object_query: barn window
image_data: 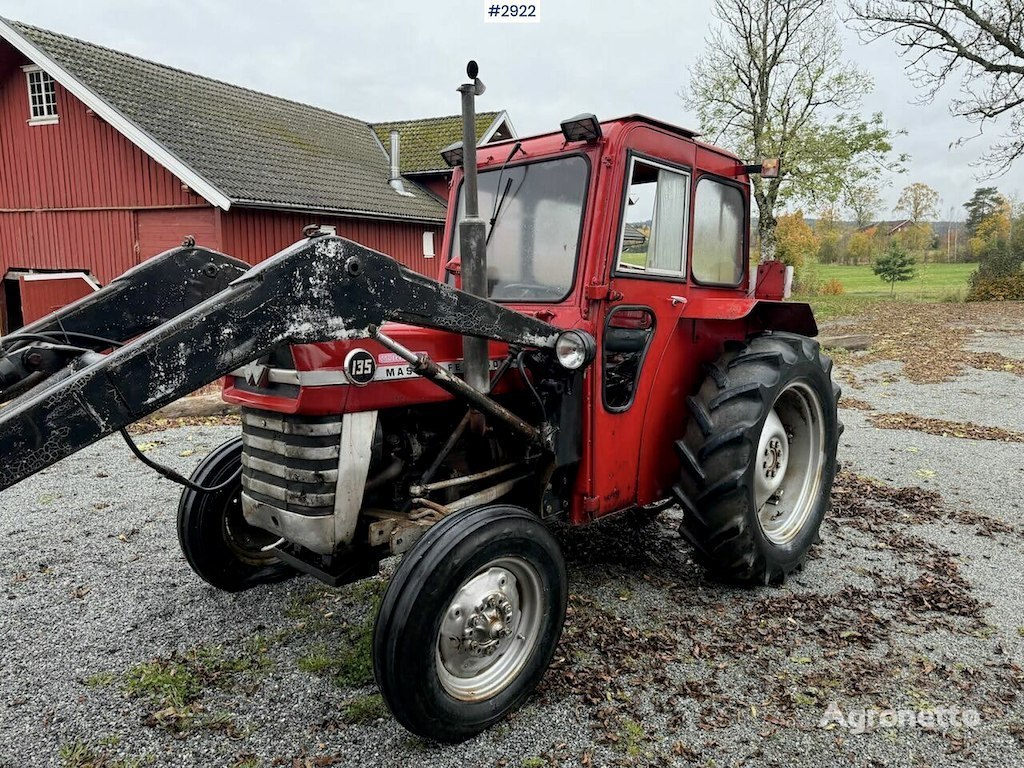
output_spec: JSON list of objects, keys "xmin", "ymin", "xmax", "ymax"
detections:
[{"xmin": 23, "ymin": 66, "xmax": 59, "ymax": 125}]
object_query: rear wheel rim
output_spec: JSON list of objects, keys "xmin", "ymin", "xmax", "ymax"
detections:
[
  {"xmin": 754, "ymin": 380, "xmax": 826, "ymax": 546},
  {"xmin": 436, "ymin": 556, "xmax": 545, "ymax": 702}
]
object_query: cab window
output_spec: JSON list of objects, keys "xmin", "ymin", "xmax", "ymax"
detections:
[
  {"xmin": 692, "ymin": 178, "xmax": 744, "ymax": 285},
  {"xmin": 616, "ymin": 158, "xmax": 690, "ymax": 278},
  {"xmin": 449, "ymin": 155, "xmax": 589, "ymax": 302}
]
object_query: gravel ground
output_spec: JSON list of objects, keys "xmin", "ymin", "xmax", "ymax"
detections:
[{"xmin": 2, "ymin": 309, "xmax": 1023, "ymax": 768}]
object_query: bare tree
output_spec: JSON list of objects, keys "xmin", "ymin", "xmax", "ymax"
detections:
[
  {"xmin": 843, "ymin": 179, "xmax": 885, "ymax": 227},
  {"xmin": 849, "ymin": 0, "xmax": 1024, "ymax": 171},
  {"xmin": 688, "ymin": 0, "xmax": 897, "ymax": 260}
]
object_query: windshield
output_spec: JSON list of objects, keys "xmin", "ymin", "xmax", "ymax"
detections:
[{"xmin": 450, "ymin": 155, "xmax": 588, "ymax": 302}]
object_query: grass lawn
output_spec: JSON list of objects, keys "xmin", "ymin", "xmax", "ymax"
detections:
[
  {"xmin": 813, "ymin": 262, "xmax": 976, "ymax": 297},
  {"xmin": 796, "ymin": 262, "xmax": 978, "ymax": 320}
]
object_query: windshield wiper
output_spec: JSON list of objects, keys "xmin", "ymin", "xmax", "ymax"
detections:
[
  {"xmin": 487, "ymin": 177, "xmax": 514, "ymax": 245},
  {"xmin": 486, "ymin": 142, "xmax": 524, "ymax": 245}
]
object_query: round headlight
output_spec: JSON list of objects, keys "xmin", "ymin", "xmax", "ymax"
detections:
[{"xmin": 554, "ymin": 330, "xmax": 596, "ymax": 370}]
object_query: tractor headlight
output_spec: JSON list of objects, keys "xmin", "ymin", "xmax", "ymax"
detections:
[{"xmin": 554, "ymin": 330, "xmax": 596, "ymax": 370}]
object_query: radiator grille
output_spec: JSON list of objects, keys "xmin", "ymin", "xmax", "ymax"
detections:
[{"xmin": 240, "ymin": 408, "xmax": 340, "ymax": 517}]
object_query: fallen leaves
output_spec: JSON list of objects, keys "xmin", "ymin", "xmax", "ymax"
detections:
[
  {"xmin": 868, "ymin": 411, "xmax": 1024, "ymax": 442},
  {"xmin": 821, "ymin": 302, "xmax": 1024, "ymax": 383}
]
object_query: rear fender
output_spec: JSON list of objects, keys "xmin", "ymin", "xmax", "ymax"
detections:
[{"xmin": 684, "ymin": 297, "xmax": 818, "ymax": 338}]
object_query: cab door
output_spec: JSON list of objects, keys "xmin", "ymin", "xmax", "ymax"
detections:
[{"xmin": 588, "ymin": 130, "xmax": 697, "ymax": 517}]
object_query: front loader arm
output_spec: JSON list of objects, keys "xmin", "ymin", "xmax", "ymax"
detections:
[
  {"xmin": 0, "ymin": 236, "xmax": 561, "ymax": 492},
  {"xmin": 0, "ymin": 246, "xmax": 248, "ymax": 403}
]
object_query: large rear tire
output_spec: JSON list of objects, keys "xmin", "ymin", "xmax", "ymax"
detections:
[
  {"xmin": 674, "ymin": 333, "xmax": 841, "ymax": 585},
  {"xmin": 373, "ymin": 504, "xmax": 567, "ymax": 742},
  {"xmin": 177, "ymin": 436, "xmax": 295, "ymax": 592}
]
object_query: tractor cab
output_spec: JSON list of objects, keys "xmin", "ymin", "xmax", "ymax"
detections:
[{"xmin": 441, "ymin": 113, "xmax": 814, "ymax": 520}]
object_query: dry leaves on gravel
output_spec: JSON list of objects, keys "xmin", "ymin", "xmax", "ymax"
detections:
[
  {"xmin": 867, "ymin": 411, "xmax": 1024, "ymax": 442},
  {"xmin": 824, "ymin": 302, "xmax": 1024, "ymax": 383}
]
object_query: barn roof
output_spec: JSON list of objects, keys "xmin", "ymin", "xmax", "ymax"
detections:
[
  {"xmin": 0, "ymin": 19, "xmax": 449, "ymax": 222},
  {"xmin": 371, "ymin": 112, "xmax": 516, "ymax": 175}
]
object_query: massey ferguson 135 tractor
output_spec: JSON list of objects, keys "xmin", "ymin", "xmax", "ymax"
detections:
[{"xmin": 0, "ymin": 64, "xmax": 839, "ymax": 742}]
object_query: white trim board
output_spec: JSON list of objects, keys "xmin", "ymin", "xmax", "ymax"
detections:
[
  {"xmin": 21, "ymin": 271, "xmax": 101, "ymax": 290},
  {"xmin": 0, "ymin": 20, "xmax": 232, "ymax": 211}
]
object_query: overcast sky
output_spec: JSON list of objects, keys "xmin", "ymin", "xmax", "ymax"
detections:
[{"xmin": 6, "ymin": 0, "xmax": 1019, "ymax": 220}]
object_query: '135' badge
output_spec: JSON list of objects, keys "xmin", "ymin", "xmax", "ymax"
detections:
[{"xmin": 344, "ymin": 349, "xmax": 376, "ymax": 386}]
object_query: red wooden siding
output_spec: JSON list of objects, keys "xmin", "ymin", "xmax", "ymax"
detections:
[
  {"xmin": 221, "ymin": 209, "xmax": 444, "ymax": 277},
  {"xmin": 0, "ymin": 47, "xmax": 201, "ymax": 210},
  {"xmin": 138, "ymin": 209, "xmax": 220, "ymax": 257},
  {"xmin": 0, "ymin": 209, "xmax": 135, "ymax": 283},
  {"xmin": 19, "ymin": 272, "xmax": 97, "ymax": 324}
]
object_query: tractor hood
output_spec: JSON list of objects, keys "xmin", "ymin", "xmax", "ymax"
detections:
[{"xmin": 222, "ymin": 323, "xmax": 518, "ymax": 416}]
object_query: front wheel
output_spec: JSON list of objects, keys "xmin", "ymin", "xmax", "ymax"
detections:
[
  {"xmin": 674, "ymin": 333, "xmax": 841, "ymax": 585},
  {"xmin": 373, "ymin": 505, "xmax": 567, "ymax": 742},
  {"xmin": 177, "ymin": 436, "xmax": 295, "ymax": 592}
]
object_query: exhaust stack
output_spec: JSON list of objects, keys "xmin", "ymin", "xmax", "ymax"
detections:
[{"xmin": 457, "ymin": 61, "xmax": 490, "ymax": 394}]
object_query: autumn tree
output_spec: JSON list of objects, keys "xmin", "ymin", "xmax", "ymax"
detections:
[
  {"xmin": 848, "ymin": 0, "xmax": 1024, "ymax": 170},
  {"xmin": 775, "ymin": 210, "xmax": 821, "ymax": 288},
  {"xmin": 815, "ymin": 205, "xmax": 844, "ymax": 264},
  {"xmin": 846, "ymin": 227, "xmax": 879, "ymax": 264},
  {"xmin": 687, "ymin": 0, "xmax": 899, "ymax": 261},
  {"xmin": 873, "ymin": 240, "xmax": 916, "ymax": 295},
  {"xmin": 895, "ymin": 182, "xmax": 940, "ymax": 223}
]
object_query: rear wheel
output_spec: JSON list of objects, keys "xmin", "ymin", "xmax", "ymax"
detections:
[
  {"xmin": 177, "ymin": 436, "xmax": 295, "ymax": 592},
  {"xmin": 373, "ymin": 504, "xmax": 567, "ymax": 742},
  {"xmin": 674, "ymin": 333, "xmax": 841, "ymax": 585}
]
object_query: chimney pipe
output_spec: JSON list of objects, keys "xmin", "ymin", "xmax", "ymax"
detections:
[{"xmin": 388, "ymin": 130, "xmax": 413, "ymax": 196}]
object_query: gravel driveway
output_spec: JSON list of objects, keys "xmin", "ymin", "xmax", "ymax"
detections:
[{"xmin": 1, "ymin": 305, "xmax": 1022, "ymax": 768}]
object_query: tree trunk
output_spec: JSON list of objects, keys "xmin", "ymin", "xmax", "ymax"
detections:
[{"xmin": 758, "ymin": 211, "xmax": 778, "ymax": 262}]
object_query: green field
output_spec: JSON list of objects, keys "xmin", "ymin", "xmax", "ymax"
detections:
[
  {"xmin": 796, "ymin": 262, "xmax": 978, "ymax": 319},
  {"xmin": 812, "ymin": 262, "xmax": 976, "ymax": 297}
]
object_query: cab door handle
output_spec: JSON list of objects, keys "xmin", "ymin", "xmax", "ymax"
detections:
[{"xmin": 670, "ymin": 295, "xmax": 687, "ymax": 307}]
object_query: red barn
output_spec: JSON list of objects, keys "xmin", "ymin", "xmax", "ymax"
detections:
[{"xmin": 0, "ymin": 19, "xmax": 516, "ymax": 332}]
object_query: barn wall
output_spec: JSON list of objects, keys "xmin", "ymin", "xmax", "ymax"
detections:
[
  {"xmin": 0, "ymin": 209, "xmax": 136, "ymax": 283},
  {"xmin": 0, "ymin": 48, "xmax": 202, "ymax": 209},
  {"xmin": 221, "ymin": 209, "xmax": 444, "ymax": 277},
  {"xmin": 0, "ymin": 44, "xmax": 213, "ymax": 288}
]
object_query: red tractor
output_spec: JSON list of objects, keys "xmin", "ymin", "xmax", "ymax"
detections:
[{"xmin": 0, "ymin": 64, "xmax": 840, "ymax": 742}]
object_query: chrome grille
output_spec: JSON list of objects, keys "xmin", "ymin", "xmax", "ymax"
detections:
[{"xmin": 240, "ymin": 408, "xmax": 341, "ymax": 516}]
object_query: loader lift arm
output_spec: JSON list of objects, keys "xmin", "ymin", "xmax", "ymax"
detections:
[
  {"xmin": 0, "ymin": 246, "xmax": 248, "ymax": 403},
  {"xmin": 0, "ymin": 236, "xmax": 562, "ymax": 492}
]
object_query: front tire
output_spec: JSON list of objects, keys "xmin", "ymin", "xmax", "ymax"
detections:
[
  {"xmin": 177, "ymin": 436, "xmax": 295, "ymax": 592},
  {"xmin": 674, "ymin": 333, "xmax": 841, "ymax": 585},
  {"xmin": 373, "ymin": 505, "xmax": 567, "ymax": 742}
]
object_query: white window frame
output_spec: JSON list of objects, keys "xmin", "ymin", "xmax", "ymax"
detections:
[
  {"xmin": 423, "ymin": 230, "xmax": 436, "ymax": 258},
  {"xmin": 22, "ymin": 64, "xmax": 59, "ymax": 126},
  {"xmin": 615, "ymin": 156, "xmax": 691, "ymax": 280}
]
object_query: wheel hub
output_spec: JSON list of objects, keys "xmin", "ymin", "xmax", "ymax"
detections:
[
  {"xmin": 440, "ymin": 567, "xmax": 521, "ymax": 679},
  {"xmin": 436, "ymin": 558, "xmax": 545, "ymax": 702},
  {"xmin": 755, "ymin": 409, "xmax": 789, "ymax": 501},
  {"xmin": 462, "ymin": 592, "xmax": 515, "ymax": 656}
]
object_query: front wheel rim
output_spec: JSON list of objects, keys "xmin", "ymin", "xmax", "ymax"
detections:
[
  {"xmin": 222, "ymin": 493, "xmax": 280, "ymax": 566},
  {"xmin": 436, "ymin": 556, "xmax": 545, "ymax": 702},
  {"xmin": 754, "ymin": 380, "xmax": 826, "ymax": 546}
]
